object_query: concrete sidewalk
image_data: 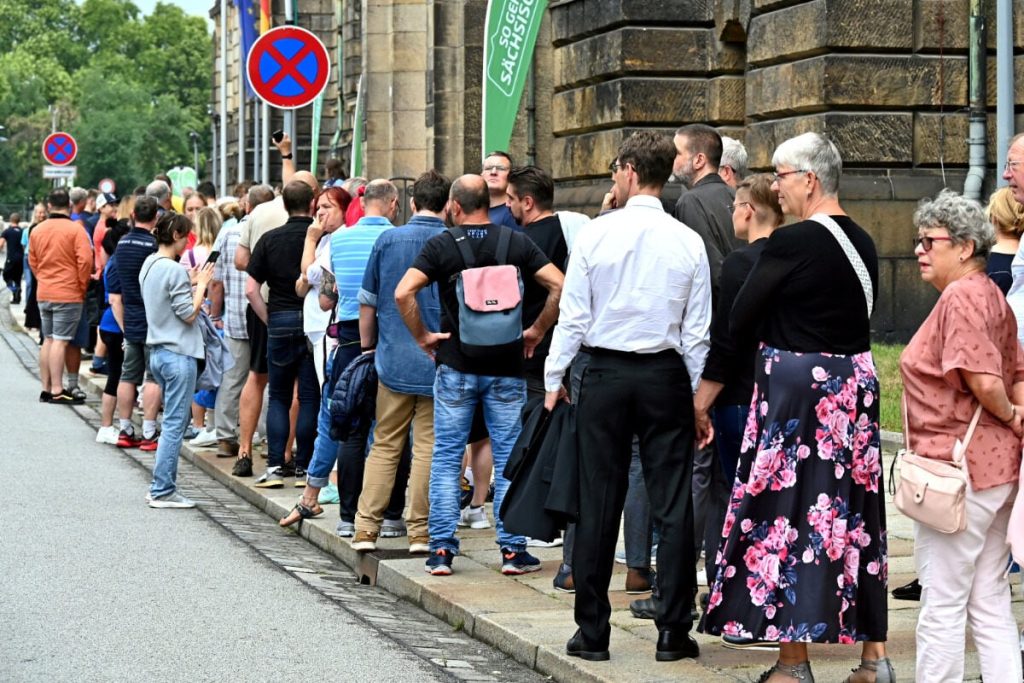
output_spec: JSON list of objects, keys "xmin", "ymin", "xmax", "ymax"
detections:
[{"xmin": 9, "ymin": 304, "xmax": 1014, "ymax": 682}]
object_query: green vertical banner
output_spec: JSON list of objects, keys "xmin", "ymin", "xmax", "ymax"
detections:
[
  {"xmin": 482, "ymin": 0, "xmax": 548, "ymax": 160},
  {"xmin": 310, "ymin": 91, "xmax": 323, "ymax": 174},
  {"xmin": 350, "ymin": 73, "xmax": 365, "ymax": 178}
]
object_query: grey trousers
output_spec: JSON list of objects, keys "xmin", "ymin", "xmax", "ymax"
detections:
[
  {"xmin": 692, "ymin": 441, "xmax": 729, "ymax": 582},
  {"xmin": 214, "ymin": 335, "xmax": 250, "ymax": 442}
]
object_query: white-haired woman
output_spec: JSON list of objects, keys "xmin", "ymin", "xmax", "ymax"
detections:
[
  {"xmin": 701, "ymin": 133, "xmax": 891, "ymax": 683},
  {"xmin": 901, "ymin": 190, "xmax": 1023, "ymax": 682}
]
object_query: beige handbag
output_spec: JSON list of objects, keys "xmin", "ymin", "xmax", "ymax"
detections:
[{"xmin": 891, "ymin": 396, "xmax": 981, "ymax": 534}]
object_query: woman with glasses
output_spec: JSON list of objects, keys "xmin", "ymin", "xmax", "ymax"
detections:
[
  {"xmin": 700, "ymin": 133, "xmax": 891, "ymax": 683},
  {"xmin": 900, "ymin": 190, "xmax": 1024, "ymax": 681}
]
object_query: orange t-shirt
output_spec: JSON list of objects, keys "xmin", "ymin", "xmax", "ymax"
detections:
[
  {"xmin": 900, "ymin": 271, "xmax": 1024, "ymax": 490},
  {"xmin": 27, "ymin": 215, "xmax": 93, "ymax": 304}
]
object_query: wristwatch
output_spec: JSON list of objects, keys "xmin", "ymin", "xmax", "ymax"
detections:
[{"xmin": 281, "ymin": 153, "xmax": 293, "ymax": 159}]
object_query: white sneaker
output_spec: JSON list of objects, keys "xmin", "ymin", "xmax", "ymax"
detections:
[
  {"xmin": 526, "ymin": 536, "xmax": 563, "ymax": 548},
  {"xmin": 458, "ymin": 505, "xmax": 490, "ymax": 529},
  {"xmin": 148, "ymin": 492, "xmax": 196, "ymax": 509},
  {"xmin": 189, "ymin": 427, "xmax": 217, "ymax": 447},
  {"xmin": 95, "ymin": 425, "xmax": 119, "ymax": 444},
  {"xmin": 697, "ymin": 567, "xmax": 708, "ymax": 586}
]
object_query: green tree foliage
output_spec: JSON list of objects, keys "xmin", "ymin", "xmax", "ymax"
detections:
[{"xmin": 0, "ymin": 0, "xmax": 212, "ymax": 207}]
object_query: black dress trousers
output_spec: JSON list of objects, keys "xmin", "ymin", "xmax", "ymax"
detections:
[{"xmin": 572, "ymin": 348, "xmax": 698, "ymax": 648}]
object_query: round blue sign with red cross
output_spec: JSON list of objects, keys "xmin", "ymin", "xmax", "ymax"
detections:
[
  {"xmin": 43, "ymin": 132, "xmax": 78, "ymax": 166},
  {"xmin": 246, "ymin": 26, "xmax": 331, "ymax": 110}
]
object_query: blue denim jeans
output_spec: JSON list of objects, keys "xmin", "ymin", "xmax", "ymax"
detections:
[
  {"xmin": 148, "ymin": 346, "xmax": 197, "ymax": 499},
  {"xmin": 429, "ymin": 364, "xmax": 526, "ymax": 553},
  {"xmin": 267, "ymin": 310, "xmax": 319, "ymax": 469},
  {"xmin": 712, "ymin": 404, "xmax": 748, "ymax": 484},
  {"xmin": 307, "ymin": 345, "xmax": 341, "ymax": 488}
]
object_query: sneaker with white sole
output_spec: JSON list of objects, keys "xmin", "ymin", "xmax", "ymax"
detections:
[
  {"xmin": 458, "ymin": 505, "xmax": 490, "ymax": 529},
  {"xmin": 500, "ymin": 548, "xmax": 542, "ymax": 575},
  {"xmin": 148, "ymin": 492, "xmax": 197, "ymax": 509},
  {"xmin": 409, "ymin": 536, "xmax": 430, "ymax": 554},
  {"xmin": 350, "ymin": 531, "xmax": 378, "ymax": 552},
  {"xmin": 381, "ymin": 518, "xmax": 407, "ymax": 538},
  {"xmin": 425, "ymin": 548, "xmax": 454, "ymax": 575},
  {"xmin": 336, "ymin": 520, "xmax": 355, "ymax": 537},
  {"xmin": 189, "ymin": 428, "xmax": 217, "ymax": 447},
  {"xmin": 254, "ymin": 467, "xmax": 284, "ymax": 488},
  {"xmin": 95, "ymin": 425, "xmax": 119, "ymax": 444},
  {"xmin": 527, "ymin": 536, "xmax": 563, "ymax": 548}
]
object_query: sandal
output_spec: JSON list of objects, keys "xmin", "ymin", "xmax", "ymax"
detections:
[
  {"xmin": 279, "ymin": 501, "xmax": 324, "ymax": 527},
  {"xmin": 844, "ymin": 658, "xmax": 895, "ymax": 683},
  {"xmin": 756, "ymin": 661, "xmax": 815, "ymax": 683}
]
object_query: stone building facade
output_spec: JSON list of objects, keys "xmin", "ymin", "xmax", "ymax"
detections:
[{"xmin": 210, "ymin": 0, "xmax": 1024, "ymax": 341}]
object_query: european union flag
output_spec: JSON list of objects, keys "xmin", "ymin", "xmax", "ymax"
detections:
[{"xmin": 236, "ymin": 0, "xmax": 260, "ymax": 98}]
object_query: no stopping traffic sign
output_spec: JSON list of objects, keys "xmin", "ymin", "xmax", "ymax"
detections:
[
  {"xmin": 43, "ymin": 132, "xmax": 77, "ymax": 166},
  {"xmin": 246, "ymin": 26, "xmax": 330, "ymax": 110}
]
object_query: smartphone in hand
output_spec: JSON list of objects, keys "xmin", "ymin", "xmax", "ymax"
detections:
[
  {"xmin": 206, "ymin": 250, "xmax": 221, "ymax": 264},
  {"xmin": 272, "ymin": 129, "xmax": 284, "ymax": 144}
]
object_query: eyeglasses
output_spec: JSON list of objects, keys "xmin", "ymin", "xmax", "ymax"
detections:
[
  {"xmin": 913, "ymin": 235, "xmax": 954, "ymax": 251},
  {"xmin": 609, "ymin": 160, "xmax": 621, "ymax": 173},
  {"xmin": 1005, "ymin": 160, "xmax": 1024, "ymax": 172},
  {"xmin": 728, "ymin": 201, "xmax": 751, "ymax": 212},
  {"xmin": 772, "ymin": 169, "xmax": 807, "ymax": 182},
  {"xmin": 482, "ymin": 164, "xmax": 509, "ymax": 173}
]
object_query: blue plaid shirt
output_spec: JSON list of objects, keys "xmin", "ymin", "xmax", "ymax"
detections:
[{"xmin": 212, "ymin": 218, "xmax": 248, "ymax": 340}]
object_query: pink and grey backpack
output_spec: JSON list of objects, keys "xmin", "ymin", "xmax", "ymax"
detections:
[{"xmin": 449, "ymin": 226, "xmax": 524, "ymax": 357}]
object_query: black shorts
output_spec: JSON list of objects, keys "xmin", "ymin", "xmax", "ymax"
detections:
[
  {"xmin": 467, "ymin": 403, "xmax": 488, "ymax": 444},
  {"xmin": 246, "ymin": 305, "xmax": 269, "ymax": 375}
]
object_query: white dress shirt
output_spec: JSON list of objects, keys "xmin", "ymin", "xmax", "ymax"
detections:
[{"xmin": 543, "ymin": 194, "xmax": 712, "ymax": 392}]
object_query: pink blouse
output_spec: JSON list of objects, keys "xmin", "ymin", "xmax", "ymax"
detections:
[{"xmin": 900, "ymin": 272, "xmax": 1024, "ymax": 490}]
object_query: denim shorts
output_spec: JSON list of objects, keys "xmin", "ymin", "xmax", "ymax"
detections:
[
  {"xmin": 121, "ymin": 340, "xmax": 154, "ymax": 385},
  {"xmin": 39, "ymin": 301, "xmax": 83, "ymax": 341}
]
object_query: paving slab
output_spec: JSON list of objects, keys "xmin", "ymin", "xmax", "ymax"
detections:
[{"xmin": 10, "ymin": 297, "xmax": 1019, "ymax": 683}]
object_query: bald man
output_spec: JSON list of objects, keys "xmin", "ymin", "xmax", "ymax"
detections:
[{"xmin": 395, "ymin": 174, "xmax": 564, "ymax": 576}]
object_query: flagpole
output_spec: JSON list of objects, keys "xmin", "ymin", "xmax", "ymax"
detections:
[
  {"xmin": 238, "ymin": 55, "xmax": 246, "ymax": 182},
  {"xmin": 253, "ymin": 99, "xmax": 260, "ymax": 182},
  {"xmin": 219, "ymin": 0, "xmax": 228, "ymax": 195},
  {"xmin": 284, "ymin": 0, "xmax": 296, "ymax": 170},
  {"xmin": 260, "ymin": 0, "xmax": 271, "ymax": 184}
]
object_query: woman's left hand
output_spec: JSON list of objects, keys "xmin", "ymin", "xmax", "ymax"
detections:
[
  {"xmin": 195, "ymin": 261, "xmax": 215, "ymax": 289},
  {"xmin": 1008, "ymin": 404, "xmax": 1024, "ymax": 439}
]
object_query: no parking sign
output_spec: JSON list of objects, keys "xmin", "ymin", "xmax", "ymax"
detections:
[
  {"xmin": 42, "ymin": 132, "xmax": 77, "ymax": 166},
  {"xmin": 246, "ymin": 26, "xmax": 330, "ymax": 110}
]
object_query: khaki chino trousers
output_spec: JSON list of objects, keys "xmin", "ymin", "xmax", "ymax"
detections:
[{"xmin": 355, "ymin": 382, "xmax": 434, "ymax": 539}]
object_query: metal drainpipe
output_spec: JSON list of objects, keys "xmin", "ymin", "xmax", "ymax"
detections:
[
  {"xmin": 996, "ymin": 0, "xmax": 1013, "ymax": 187},
  {"xmin": 526, "ymin": 62, "xmax": 537, "ymax": 166},
  {"xmin": 964, "ymin": 0, "xmax": 987, "ymax": 200}
]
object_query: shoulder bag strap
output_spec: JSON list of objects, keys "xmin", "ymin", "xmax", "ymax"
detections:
[
  {"xmin": 495, "ymin": 226, "xmax": 512, "ymax": 266},
  {"xmin": 809, "ymin": 213, "xmax": 874, "ymax": 319},
  {"xmin": 448, "ymin": 227, "xmax": 475, "ymax": 270},
  {"xmin": 955, "ymin": 404, "xmax": 984, "ymax": 466}
]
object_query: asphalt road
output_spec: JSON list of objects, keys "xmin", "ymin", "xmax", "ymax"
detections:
[{"xmin": 0, "ymin": 331, "xmax": 446, "ymax": 682}]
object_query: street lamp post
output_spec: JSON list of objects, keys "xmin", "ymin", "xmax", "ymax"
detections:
[{"xmin": 189, "ymin": 131, "xmax": 200, "ymax": 179}]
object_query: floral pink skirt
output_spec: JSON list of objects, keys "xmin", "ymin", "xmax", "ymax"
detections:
[{"xmin": 700, "ymin": 345, "xmax": 888, "ymax": 643}]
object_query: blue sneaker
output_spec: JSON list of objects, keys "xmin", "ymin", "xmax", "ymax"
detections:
[
  {"xmin": 317, "ymin": 483, "xmax": 340, "ymax": 505},
  {"xmin": 500, "ymin": 547, "xmax": 542, "ymax": 575},
  {"xmin": 425, "ymin": 548, "xmax": 454, "ymax": 576}
]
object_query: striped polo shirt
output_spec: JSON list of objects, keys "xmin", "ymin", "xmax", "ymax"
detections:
[{"xmin": 329, "ymin": 215, "xmax": 392, "ymax": 321}]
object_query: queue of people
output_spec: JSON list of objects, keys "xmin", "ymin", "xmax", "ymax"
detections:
[{"xmin": 20, "ymin": 125, "xmax": 1024, "ymax": 682}]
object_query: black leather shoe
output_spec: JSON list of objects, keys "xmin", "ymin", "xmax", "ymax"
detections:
[
  {"xmin": 892, "ymin": 578, "xmax": 921, "ymax": 601},
  {"xmin": 656, "ymin": 629, "xmax": 700, "ymax": 661},
  {"xmin": 721, "ymin": 634, "xmax": 779, "ymax": 650},
  {"xmin": 629, "ymin": 596, "xmax": 698, "ymax": 623},
  {"xmin": 629, "ymin": 596, "xmax": 656, "ymax": 620},
  {"xmin": 566, "ymin": 630, "xmax": 610, "ymax": 661}
]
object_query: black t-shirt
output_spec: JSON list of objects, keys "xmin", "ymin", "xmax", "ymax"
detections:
[
  {"xmin": 987, "ymin": 252, "xmax": 1014, "ymax": 295},
  {"xmin": 411, "ymin": 223, "xmax": 551, "ymax": 377},
  {"xmin": 731, "ymin": 216, "xmax": 878, "ymax": 354},
  {"xmin": 2, "ymin": 227, "xmax": 23, "ymax": 262},
  {"xmin": 703, "ymin": 239, "xmax": 766, "ymax": 406},
  {"xmin": 521, "ymin": 215, "xmax": 568, "ymax": 374},
  {"xmin": 247, "ymin": 215, "xmax": 313, "ymax": 313}
]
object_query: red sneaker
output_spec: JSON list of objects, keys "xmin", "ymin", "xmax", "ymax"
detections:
[
  {"xmin": 139, "ymin": 433, "xmax": 159, "ymax": 451},
  {"xmin": 117, "ymin": 429, "xmax": 142, "ymax": 448}
]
